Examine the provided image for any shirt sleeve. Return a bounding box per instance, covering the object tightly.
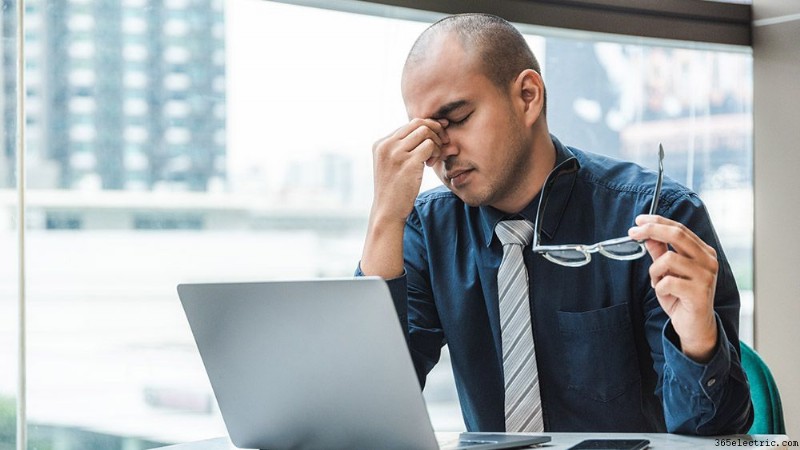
[660,314,753,434]
[355,207,444,388]
[354,263,409,329]
[646,192,754,435]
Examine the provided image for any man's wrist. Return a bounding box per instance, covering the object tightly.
[360,209,407,279]
[368,205,410,231]
[679,319,719,364]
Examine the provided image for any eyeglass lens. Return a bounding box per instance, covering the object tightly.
[543,240,645,265]
[544,249,589,264]
[600,240,645,258]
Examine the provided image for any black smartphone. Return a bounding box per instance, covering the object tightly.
[567,439,650,450]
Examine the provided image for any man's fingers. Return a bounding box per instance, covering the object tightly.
[646,248,680,289]
[393,118,447,144]
[402,124,443,149]
[374,120,445,166]
[653,285,679,315]
[410,138,440,166]
[654,276,691,311]
[648,250,709,286]
[629,223,667,262]
[654,275,714,315]
[635,215,707,249]
[629,215,714,260]
[640,235,668,263]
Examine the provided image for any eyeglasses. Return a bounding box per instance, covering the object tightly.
[531,144,664,267]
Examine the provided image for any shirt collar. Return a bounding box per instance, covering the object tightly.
[479,135,580,247]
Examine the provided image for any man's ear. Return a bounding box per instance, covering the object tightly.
[514,69,545,127]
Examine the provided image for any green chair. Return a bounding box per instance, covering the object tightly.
[740,342,785,434]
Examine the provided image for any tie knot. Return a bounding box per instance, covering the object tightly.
[495,220,534,246]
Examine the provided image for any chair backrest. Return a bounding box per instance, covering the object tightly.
[740,342,785,434]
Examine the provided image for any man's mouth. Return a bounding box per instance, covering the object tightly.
[446,169,473,186]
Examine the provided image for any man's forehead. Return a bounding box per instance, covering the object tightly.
[401,36,481,118]
[402,83,472,120]
[402,77,482,120]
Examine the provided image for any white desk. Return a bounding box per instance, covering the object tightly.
[156,432,793,449]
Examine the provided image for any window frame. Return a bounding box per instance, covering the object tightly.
[270,0,751,45]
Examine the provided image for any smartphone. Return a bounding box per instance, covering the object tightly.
[567,439,650,450]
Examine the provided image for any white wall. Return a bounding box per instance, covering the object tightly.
[753,0,800,438]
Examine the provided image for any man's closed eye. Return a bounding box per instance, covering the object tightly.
[447,112,473,127]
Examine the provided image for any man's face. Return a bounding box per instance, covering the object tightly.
[401,34,534,210]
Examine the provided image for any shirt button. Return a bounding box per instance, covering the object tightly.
[706,378,716,387]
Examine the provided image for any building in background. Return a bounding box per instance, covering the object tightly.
[1,0,17,189]
[20,0,226,193]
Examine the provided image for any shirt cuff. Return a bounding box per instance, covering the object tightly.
[661,313,732,399]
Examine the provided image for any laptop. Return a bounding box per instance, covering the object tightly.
[178,278,550,450]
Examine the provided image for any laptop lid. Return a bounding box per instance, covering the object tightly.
[178,278,548,450]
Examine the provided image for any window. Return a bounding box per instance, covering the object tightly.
[1,3,18,448]
[134,214,203,230]
[2,0,754,448]
[46,213,83,230]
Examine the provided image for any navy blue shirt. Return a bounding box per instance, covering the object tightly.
[358,136,752,435]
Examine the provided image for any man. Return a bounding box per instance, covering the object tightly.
[357,13,752,435]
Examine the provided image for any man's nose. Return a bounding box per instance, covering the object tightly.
[438,136,458,160]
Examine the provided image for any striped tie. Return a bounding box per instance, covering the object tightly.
[495,220,544,433]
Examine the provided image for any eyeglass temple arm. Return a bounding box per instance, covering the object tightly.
[648,143,665,215]
[531,180,547,248]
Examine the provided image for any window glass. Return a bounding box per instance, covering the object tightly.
[541,36,753,345]
[1,2,18,448]
[19,0,753,446]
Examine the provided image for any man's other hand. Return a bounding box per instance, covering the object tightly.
[629,215,719,363]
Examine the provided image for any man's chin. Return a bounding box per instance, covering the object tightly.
[447,187,488,207]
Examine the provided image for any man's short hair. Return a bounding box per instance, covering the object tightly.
[406,13,546,110]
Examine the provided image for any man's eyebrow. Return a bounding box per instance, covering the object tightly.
[432,100,470,119]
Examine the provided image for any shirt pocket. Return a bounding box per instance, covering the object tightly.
[557,303,641,403]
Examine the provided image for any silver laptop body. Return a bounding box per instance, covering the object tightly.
[178,278,548,450]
